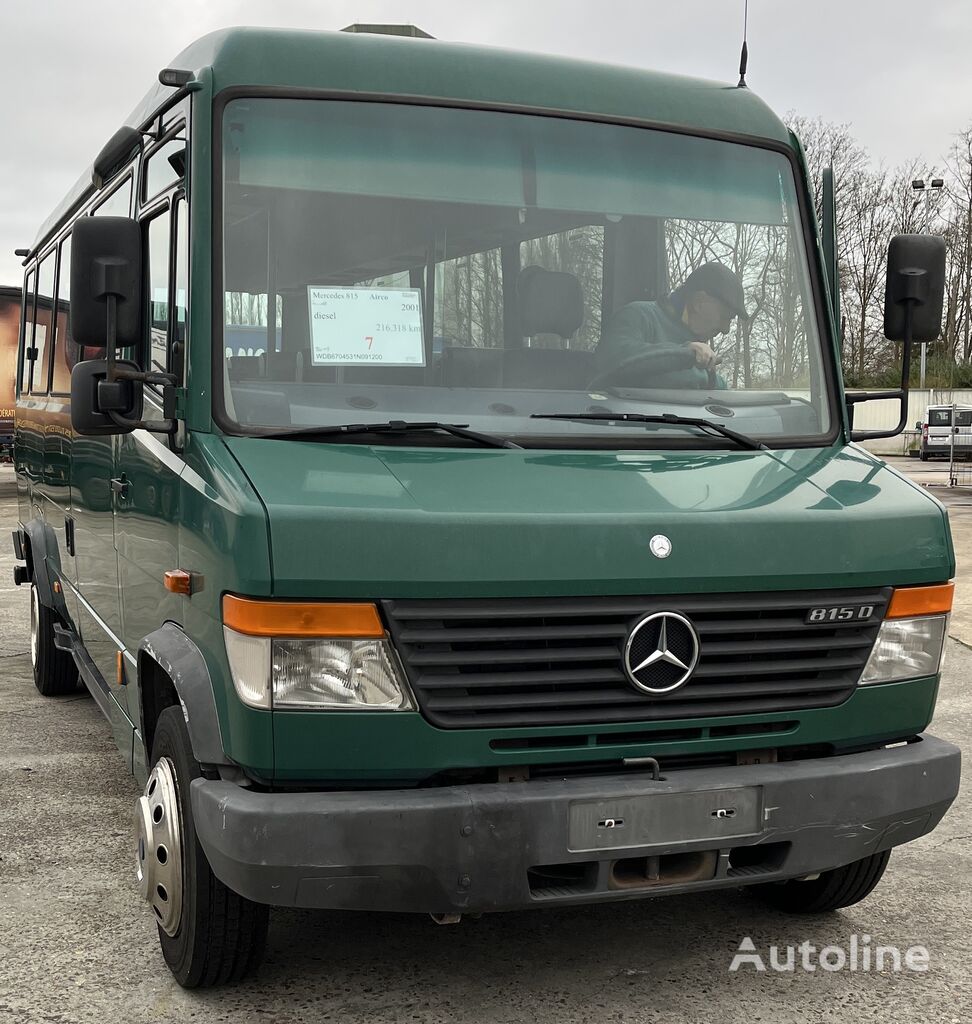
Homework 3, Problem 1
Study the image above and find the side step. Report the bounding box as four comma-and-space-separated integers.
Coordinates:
52, 623, 116, 722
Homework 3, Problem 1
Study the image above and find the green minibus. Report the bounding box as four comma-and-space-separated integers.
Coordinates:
13, 26, 961, 988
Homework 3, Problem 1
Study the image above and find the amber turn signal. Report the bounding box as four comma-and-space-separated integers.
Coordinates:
222, 595, 385, 638
162, 573, 197, 598
887, 582, 954, 619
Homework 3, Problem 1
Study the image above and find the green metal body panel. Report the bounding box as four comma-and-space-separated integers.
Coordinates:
173, 432, 275, 775
222, 438, 952, 599
197, 29, 791, 143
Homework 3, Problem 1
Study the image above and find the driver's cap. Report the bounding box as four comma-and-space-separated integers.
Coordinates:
681, 262, 748, 319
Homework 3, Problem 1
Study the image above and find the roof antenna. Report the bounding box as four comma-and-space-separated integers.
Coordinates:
737, 0, 749, 88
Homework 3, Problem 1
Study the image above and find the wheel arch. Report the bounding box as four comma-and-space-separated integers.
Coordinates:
20, 519, 64, 613
138, 623, 230, 771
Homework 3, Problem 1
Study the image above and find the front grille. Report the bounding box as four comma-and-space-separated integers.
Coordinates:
383, 589, 890, 729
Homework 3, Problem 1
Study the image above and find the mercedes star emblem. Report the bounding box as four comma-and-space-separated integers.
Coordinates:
649, 534, 672, 559
623, 611, 700, 694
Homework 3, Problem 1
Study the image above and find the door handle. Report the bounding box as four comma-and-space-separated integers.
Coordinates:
110, 476, 130, 498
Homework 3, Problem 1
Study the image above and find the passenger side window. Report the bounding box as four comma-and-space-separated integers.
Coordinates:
19, 269, 36, 394
143, 132, 187, 204
146, 210, 171, 373
93, 176, 133, 218
51, 236, 77, 394
30, 252, 56, 395
172, 199, 188, 383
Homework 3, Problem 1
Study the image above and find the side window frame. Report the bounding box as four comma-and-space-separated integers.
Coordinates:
140, 120, 187, 206
171, 192, 189, 386
50, 232, 75, 397
29, 247, 57, 396
139, 195, 176, 395
17, 268, 37, 398
92, 172, 134, 218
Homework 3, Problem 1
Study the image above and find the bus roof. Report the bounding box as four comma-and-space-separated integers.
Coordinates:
33, 27, 793, 252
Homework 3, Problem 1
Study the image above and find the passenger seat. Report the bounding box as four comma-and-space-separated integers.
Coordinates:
505, 266, 593, 389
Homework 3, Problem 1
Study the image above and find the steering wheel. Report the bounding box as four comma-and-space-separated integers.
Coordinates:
587, 347, 716, 391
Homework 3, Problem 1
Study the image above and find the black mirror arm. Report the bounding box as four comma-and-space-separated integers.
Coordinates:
101, 290, 179, 434
113, 366, 178, 388
847, 300, 914, 441
105, 293, 119, 382
106, 409, 178, 434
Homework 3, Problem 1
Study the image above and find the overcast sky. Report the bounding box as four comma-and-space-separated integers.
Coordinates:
2, 0, 970, 284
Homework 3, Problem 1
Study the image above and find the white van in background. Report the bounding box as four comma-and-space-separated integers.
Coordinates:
919, 403, 972, 460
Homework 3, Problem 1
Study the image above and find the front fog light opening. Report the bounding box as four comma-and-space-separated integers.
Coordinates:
861, 614, 948, 685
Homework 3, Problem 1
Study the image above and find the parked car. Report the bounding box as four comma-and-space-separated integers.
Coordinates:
919, 403, 972, 460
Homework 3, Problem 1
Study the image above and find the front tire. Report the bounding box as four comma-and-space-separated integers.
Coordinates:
140, 706, 268, 988
750, 850, 891, 914
30, 584, 78, 696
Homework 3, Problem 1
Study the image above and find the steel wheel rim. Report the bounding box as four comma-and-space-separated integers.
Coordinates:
29, 586, 38, 668
135, 756, 184, 936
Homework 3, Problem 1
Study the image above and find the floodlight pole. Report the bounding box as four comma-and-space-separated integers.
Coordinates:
911, 177, 944, 390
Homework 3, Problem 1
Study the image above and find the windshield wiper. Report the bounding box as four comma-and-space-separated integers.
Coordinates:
256, 419, 522, 449
530, 412, 768, 451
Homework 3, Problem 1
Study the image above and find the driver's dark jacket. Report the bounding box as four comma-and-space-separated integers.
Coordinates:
595, 299, 727, 389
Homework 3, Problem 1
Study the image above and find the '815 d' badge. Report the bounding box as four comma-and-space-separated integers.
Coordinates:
805, 604, 876, 624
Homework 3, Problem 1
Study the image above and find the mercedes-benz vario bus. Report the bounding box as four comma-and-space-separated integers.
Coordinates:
13, 27, 960, 988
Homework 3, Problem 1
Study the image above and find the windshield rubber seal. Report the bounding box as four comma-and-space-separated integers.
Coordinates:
210, 85, 843, 452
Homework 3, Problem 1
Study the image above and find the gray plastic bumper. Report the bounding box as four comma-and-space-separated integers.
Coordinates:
191, 734, 960, 913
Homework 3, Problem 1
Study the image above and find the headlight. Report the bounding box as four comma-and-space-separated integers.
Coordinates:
272, 637, 412, 709
222, 597, 414, 711
859, 582, 954, 686
860, 614, 948, 685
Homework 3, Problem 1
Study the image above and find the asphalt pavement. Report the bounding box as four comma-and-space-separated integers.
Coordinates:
0, 463, 969, 1024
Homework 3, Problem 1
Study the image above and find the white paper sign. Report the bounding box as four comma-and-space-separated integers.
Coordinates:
307, 287, 425, 366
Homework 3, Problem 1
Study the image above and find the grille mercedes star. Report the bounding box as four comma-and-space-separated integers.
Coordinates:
382, 589, 891, 729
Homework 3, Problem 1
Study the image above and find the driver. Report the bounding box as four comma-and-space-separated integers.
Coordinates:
594, 262, 748, 389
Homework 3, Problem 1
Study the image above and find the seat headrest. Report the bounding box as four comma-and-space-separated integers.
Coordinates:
227, 354, 266, 380
517, 266, 584, 339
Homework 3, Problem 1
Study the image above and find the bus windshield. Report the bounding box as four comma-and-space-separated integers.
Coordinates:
219, 98, 834, 447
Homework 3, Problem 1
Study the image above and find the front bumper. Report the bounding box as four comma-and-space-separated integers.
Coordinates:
192, 734, 960, 913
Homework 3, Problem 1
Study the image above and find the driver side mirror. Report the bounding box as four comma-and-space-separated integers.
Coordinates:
70, 216, 142, 349
69, 216, 145, 436
848, 235, 946, 442
883, 234, 946, 343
